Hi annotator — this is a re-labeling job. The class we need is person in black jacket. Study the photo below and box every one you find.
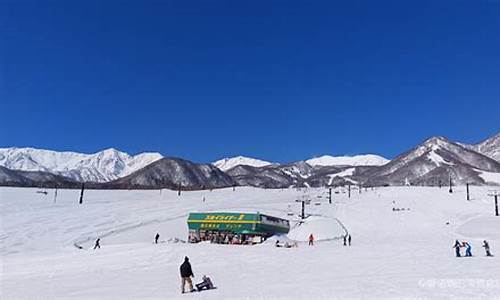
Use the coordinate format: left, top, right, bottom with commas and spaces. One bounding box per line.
483, 240, 493, 257
155, 233, 160, 244
453, 240, 461, 257
93, 238, 101, 250
180, 256, 195, 293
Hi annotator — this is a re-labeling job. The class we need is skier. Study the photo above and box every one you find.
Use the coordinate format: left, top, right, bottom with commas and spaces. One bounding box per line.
482, 240, 493, 257
93, 238, 101, 250
155, 233, 160, 244
343, 235, 347, 246
464, 242, 472, 257
308, 234, 314, 246
180, 256, 195, 294
453, 240, 461, 257
348, 234, 352, 246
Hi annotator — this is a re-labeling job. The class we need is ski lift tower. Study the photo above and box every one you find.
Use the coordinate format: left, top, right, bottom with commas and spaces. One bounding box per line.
488, 190, 499, 217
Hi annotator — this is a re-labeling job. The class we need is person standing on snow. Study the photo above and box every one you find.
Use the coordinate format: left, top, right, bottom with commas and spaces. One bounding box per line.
348, 234, 352, 246
180, 256, 195, 293
464, 242, 472, 257
93, 238, 101, 250
482, 240, 493, 257
453, 240, 461, 257
155, 233, 160, 244
343, 235, 347, 246
308, 234, 314, 246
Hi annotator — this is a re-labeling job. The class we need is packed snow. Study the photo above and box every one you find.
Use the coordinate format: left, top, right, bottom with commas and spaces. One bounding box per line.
476, 170, 500, 185
306, 154, 389, 167
0, 147, 163, 182
1, 185, 500, 299
212, 156, 272, 171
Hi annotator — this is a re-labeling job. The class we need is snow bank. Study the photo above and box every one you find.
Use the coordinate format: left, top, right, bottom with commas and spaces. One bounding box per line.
476, 169, 500, 185
287, 216, 346, 241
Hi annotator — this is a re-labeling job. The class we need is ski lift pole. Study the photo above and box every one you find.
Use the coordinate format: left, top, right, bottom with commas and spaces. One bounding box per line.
496, 195, 499, 217
328, 187, 332, 204
489, 191, 499, 217
301, 201, 305, 219
79, 183, 85, 204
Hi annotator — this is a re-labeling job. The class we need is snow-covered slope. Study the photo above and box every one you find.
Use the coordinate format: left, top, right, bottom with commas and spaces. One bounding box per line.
0, 147, 163, 182
212, 156, 272, 171
111, 157, 236, 189
362, 136, 500, 186
463, 133, 500, 163
2, 186, 500, 299
306, 154, 389, 166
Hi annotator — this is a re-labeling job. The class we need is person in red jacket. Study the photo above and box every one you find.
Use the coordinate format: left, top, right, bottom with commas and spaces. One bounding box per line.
308, 234, 314, 246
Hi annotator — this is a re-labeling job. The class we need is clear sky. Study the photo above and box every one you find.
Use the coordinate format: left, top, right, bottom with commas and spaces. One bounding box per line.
1, 0, 499, 163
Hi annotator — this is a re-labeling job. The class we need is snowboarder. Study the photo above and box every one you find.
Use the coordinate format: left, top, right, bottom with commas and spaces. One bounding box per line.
155, 233, 160, 244
93, 238, 101, 250
343, 235, 347, 246
464, 242, 472, 257
348, 234, 352, 246
180, 256, 195, 293
195, 275, 214, 292
308, 234, 314, 246
453, 240, 461, 257
483, 240, 493, 257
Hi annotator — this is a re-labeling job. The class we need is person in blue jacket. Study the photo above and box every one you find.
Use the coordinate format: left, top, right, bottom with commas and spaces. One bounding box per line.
464, 242, 472, 257
453, 240, 461, 257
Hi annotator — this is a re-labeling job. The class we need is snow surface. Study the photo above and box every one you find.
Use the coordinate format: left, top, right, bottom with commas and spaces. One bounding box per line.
212, 156, 272, 171
2, 186, 500, 299
427, 148, 453, 166
327, 168, 356, 185
0, 147, 163, 182
476, 169, 500, 185
306, 154, 389, 166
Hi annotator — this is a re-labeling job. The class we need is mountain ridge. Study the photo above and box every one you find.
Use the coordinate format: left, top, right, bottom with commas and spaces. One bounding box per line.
1, 133, 499, 188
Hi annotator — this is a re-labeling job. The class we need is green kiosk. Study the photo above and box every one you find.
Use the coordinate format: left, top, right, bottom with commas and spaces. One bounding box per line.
187, 212, 290, 244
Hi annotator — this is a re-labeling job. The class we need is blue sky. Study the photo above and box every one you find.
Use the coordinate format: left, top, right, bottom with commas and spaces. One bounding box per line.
1, 1, 499, 163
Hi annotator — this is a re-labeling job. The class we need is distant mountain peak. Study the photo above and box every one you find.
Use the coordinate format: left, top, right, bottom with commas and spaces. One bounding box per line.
0, 147, 163, 182
213, 156, 272, 171
306, 154, 389, 167
422, 136, 451, 146
464, 132, 500, 163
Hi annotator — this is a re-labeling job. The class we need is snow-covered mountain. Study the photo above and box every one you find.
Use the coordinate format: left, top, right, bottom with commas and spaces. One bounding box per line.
1, 132, 498, 188
462, 133, 500, 163
0, 165, 79, 187
306, 154, 389, 167
111, 157, 235, 189
212, 156, 272, 171
0, 147, 163, 183
361, 136, 500, 186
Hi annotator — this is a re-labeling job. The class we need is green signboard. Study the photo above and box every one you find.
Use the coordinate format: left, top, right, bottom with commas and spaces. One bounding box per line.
187, 212, 289, 235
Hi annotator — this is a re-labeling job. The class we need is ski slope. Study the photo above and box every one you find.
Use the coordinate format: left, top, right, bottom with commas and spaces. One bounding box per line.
1, 186, 499, 299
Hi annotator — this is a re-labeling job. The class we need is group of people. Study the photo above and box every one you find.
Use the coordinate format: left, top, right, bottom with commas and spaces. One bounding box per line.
453, 240, 493, 257
189, 231, 259, 245
306, 233, 353, 247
